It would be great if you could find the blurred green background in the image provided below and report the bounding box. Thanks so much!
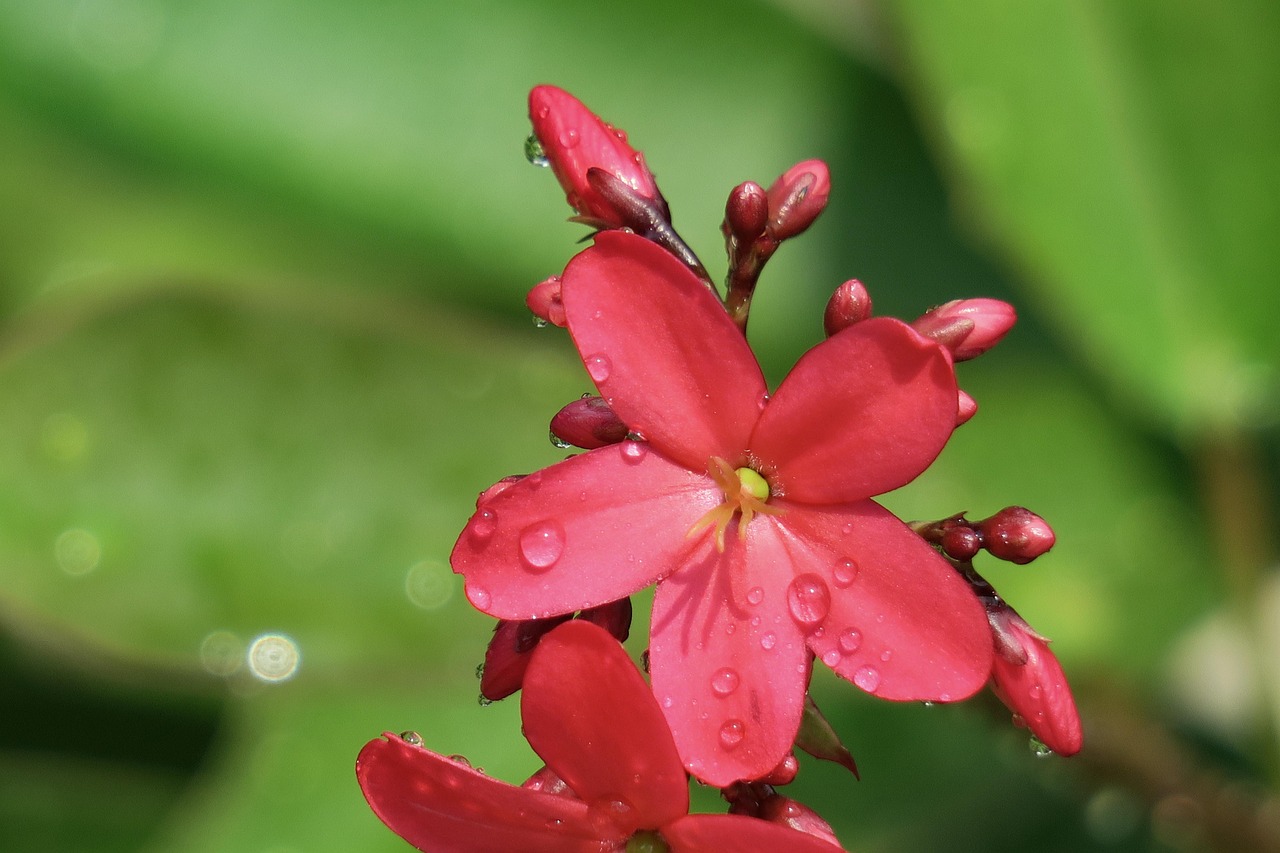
[1,1,1277,850]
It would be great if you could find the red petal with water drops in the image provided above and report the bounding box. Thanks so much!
[356,735,608,853]
[772,500,992,702]
[522,621,688,833]
[663,814,848,853]
[451,443,720,620]
[991,624,1083,756]
[649,528,809,787]
[750,317,956,505]
[562,231,766,473]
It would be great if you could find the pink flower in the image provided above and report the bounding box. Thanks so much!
[452,231,993,785]
[528,85,662,228]
[988,608,1083,756]
[357,621,848,852]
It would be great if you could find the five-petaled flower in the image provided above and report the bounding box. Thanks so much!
[452,230,994,786]
[357,620,848,853]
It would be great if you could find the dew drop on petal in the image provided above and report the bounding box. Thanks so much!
[620,440,648,463]
[879,649,893,663]
[760,633,777,651]
[711,667,740,697]
[787,573,831,629]
[400,730,423,745]
[838,628,862,654]
[469,509,497,545]
[585,353,612,382]
[469,586,492,610]
[1029,683,1044,700]
[519,520,565,572]
[832,558,859,588]
[853,665,881,694]
[558,128,580,149]
[821,649,841,667]
[447,754,472,767]
[746,586,764,606]
[719,719,746,751]
[549,431,572,449]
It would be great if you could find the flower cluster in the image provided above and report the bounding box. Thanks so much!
[358,84,1081,852]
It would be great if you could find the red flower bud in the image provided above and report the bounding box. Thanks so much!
[979,507,1056,564]
[765,159,831,240]
[479,615,572,702]
[577,597,633,643]
[822,279,873,338]
[987,609,1082,756]
[526,275,566,328]
[549,396,628,449]
[941,525,982,561]
[528,85,661,228]
[912,298,1016,361]
[724,181,769,245]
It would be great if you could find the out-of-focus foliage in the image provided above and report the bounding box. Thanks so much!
[0,1,1275,851]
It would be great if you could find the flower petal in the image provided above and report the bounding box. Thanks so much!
[750,317,956,504]
[649,530,809,787]
[771,501,992,701]
[356,734,607,852]
[991,625,1083,756]
[452,442,720,619]
[562,231,767,471]
[663,814,847,853]
[522,621,688,833]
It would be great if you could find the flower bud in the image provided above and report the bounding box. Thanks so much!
[956,390,978,425]
[912,298,1016,361]
[979,507,1055,564]
[480,615,571,702]
[765,159,830,240]
[941,524,982,561]
[577,598,633,643]
[528,85,661,228]
[757,794,843,847]
[723,181,769,245]
[549,396,628,449]
[823,279,873,337]
[988,609,1082,756]
[526,276,565,328]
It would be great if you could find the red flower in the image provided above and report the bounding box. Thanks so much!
[452,231,992,785]
[357,621,848,852]
[988,608,1083,756]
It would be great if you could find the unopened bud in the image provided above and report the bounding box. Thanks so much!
[528,85,662,228]
[987,608,1082,756]
[578,598,633,643]
[823,279,873,337]
[757,794,843,847]
[956,390,978,425]
[979,507,1055,564]
[480,615,571,701]
[912,298,1016,361]
[526,276,565,328]
[549,396,628,449]
[765,159,831,240]
[941,525,982,561]
[724,181,769,245]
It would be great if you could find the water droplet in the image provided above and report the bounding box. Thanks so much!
[536,104,550,120]
[749,615,761,627]
[711,667,740,697]
[400,730,423,745]
[1029,735,1054,757]
[760,633,777,651]
[879,649,893,663]
[853,665,881,693]
[661,695,673,708]
[469,586,492,609]
[585,353,612,382]
[447,754,472,767]
[620,440,648,463]
[719,719,746,750]
[477,694,492,706]
[821,649,841,667]
[758,393,770,412]
[746,586,764,606]
[474,662,485,679]
[558,128,579,149]
[786,573,831,629]
[832,558,859,587]
[524,134,549,166]
[838,628,862,654]
[1029,683,1044,700]
[532,315,550,329]
[549,431,572,449]
[841,522,854,536]
[921,701,935,708]
[519,520,565,572]
[469,509,497,545]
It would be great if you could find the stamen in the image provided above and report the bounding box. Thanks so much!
[686,456,784,552]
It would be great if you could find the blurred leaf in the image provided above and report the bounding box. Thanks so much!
[886,0,1280,434]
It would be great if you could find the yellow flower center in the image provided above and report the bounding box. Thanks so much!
[687,456,783,551]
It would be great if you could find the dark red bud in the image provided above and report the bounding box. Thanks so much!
[549,396,628,449]
[577,598,633,643]
[979,507,1056,564]
[724,181,769,244]
[528,85,661,227]
[912,298,1016,361]
[765,159,831,240]
[941,525,983,561]
[480,615,571,701]
[526,276,566,327]
[823,279,873,337]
